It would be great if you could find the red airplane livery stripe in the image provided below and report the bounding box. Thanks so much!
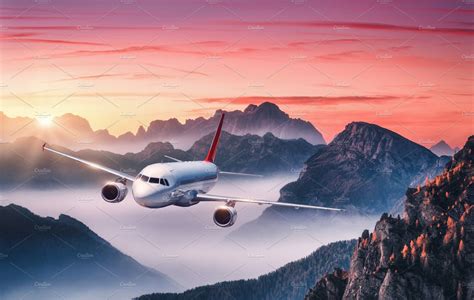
[204,113,225,163]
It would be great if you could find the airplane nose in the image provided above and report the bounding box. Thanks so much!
[132,182,153,200]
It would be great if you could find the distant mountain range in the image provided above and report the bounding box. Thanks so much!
[137,240,355,300]
[430,140,458,157]
[0,204,178,300]
[1,102,325,153]
[0,131,319,188]
[307,135,473,299]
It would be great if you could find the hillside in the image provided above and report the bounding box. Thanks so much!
[307,135,473,299]
[0,204,178,299]
[137,240,355,300]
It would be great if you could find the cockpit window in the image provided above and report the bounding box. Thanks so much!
[149,177,160,184]
[140,175,149,182]
[149,177,169,186]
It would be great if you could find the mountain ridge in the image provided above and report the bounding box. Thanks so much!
[307,135,474,300]
[0,131,319,188]
[0,204,179,300]
[137,240,356,300]
[1,102,325,153]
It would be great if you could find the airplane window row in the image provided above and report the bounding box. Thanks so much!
[137,174,169,186]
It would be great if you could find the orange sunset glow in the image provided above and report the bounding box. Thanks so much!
[1,0,473,148]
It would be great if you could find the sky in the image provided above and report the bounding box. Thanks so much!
[1,0,473,147]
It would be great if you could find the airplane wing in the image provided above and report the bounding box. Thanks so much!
[164,155,183,162]
[42,143,136,182]
[218,171,263,178]
[195,193,343,211]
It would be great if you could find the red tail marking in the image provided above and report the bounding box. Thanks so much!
[205,113,225,162]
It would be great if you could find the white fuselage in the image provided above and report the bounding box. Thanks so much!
[132,161,219,208]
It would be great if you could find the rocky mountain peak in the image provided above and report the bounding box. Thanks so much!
[307,135,473,299]
[54,113,94,133]
[244,104,258,112]
[252,102,288,119]
[268,122,440,213]
[431,140,456,157]
[332,121,433,161]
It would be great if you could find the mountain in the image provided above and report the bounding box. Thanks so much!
[1,103,325,153]
[0,204,179,300]
[137,240,356,300]
[430,140,456,156]
[188,131,323,174]
[268,122,445,212]
[228,122,448,245]
[307,135,474,300]
[0,132,318,188]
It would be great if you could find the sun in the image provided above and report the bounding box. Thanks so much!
[36,115,53,127]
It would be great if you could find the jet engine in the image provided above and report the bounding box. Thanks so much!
[213,206,237,227]
[101,181,128,203]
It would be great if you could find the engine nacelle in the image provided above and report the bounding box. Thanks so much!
[213,206,237,227]
[101,182,128,203]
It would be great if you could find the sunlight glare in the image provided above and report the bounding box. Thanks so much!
[36,115,53,127]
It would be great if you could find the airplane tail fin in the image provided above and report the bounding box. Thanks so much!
[204,113,225,163]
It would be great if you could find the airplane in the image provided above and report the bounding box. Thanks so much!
[42,113,342,227]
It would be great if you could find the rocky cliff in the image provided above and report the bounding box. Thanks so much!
[307,135,474,300]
